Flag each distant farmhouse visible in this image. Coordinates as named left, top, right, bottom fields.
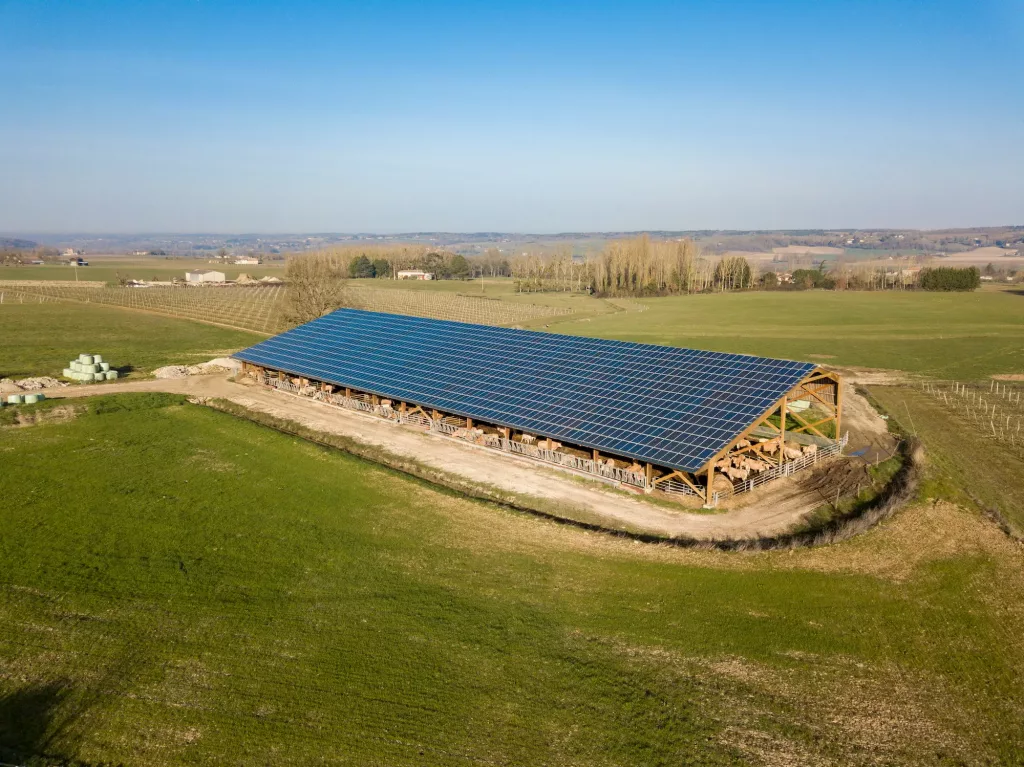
left=234, top=256, right=260, bottom=265
left=397, top=270, right=434, bottom=280
left=186, top=269, right=226, bottom=284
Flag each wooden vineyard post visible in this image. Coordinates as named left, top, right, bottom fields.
left=779, top=396, right=788, bottom=467
left=835, top=377, right=843, bottom=440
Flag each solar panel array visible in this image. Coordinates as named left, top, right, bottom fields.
left=235, top=308, right=817, bottom=473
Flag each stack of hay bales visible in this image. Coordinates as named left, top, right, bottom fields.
left=6, top=393, right=46, bottom=405
left=63, top=353, right=119, bottom=383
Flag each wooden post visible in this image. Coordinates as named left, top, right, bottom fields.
left=345, top=387, right=352, bottom=398
left=400, top=402, right=407, bottom=414
left=592, top=448, right=600, bottom=462
left=466, top=417, right=473, bottom=428
left=834, top=377, right=843, bottom=441
left=645, top=463, right=653, bottom=487
left=432, top=409, right=441, bottom=421
left=705, top=469, right=713, bottom=504
left=779, top=396, right=788, bottom=467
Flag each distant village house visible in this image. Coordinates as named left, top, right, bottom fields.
left=234, top=256, right=261, bottom=265
left=397, top=270, right=434, bottom=280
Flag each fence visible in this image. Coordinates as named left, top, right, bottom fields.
left=258, top=372, right=648, bottom=489
left=729, top=434, right=849, bottom=495
left=257, top=372, right=845, bottom=501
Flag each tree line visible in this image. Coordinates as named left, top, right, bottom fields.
left=282, top=241, right=986, bottom=325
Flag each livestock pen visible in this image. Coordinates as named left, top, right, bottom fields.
left=234, top=309, right=845, bottom=504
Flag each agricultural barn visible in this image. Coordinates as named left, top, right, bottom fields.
left=234, top=309, right=843, bottom=503
left=185, top=269, right=226, bottom=283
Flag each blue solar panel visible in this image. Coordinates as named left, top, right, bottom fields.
left=234, top=309, right=816, bottom=473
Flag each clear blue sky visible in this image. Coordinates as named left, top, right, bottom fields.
left=1, top=0, right=1021, bottom=233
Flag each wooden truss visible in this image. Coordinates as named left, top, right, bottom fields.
left=681, top=368, right=843, bottom=503
left=241, top=361, right=842, bottom=506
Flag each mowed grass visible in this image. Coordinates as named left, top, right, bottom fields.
left=549, top=290, right=1024, bottom=378
left=0, top=302, right=261, bottom=379
left=1, top=395, right=1022, bottom=765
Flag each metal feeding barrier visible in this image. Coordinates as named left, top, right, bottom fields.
left=729, top=435, right=849, bottom=496
left=258, top=373, right=844, bottom=501
left=258, top=372, right=648, bottom=489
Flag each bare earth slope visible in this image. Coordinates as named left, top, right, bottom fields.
left=40, top=375, right=888, bottom=539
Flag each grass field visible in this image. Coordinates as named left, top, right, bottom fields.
left=0, top=302, right=261, bottom=379
left=1, top=394, right=1022, bottom=765
left=548, top=290, right=1024, bottom=379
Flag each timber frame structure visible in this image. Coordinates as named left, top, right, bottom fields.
left=239, top=360, right=843, bottom=506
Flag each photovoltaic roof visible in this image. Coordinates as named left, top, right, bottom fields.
left=234, top=309, right=816, bottom=474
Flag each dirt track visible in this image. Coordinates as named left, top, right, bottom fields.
left=39, top=375, right=886, bottom=539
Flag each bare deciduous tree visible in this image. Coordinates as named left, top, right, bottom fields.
left=284, top=252, right=348, bottom=325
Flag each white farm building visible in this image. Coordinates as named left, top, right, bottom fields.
left=396, top=270, right=434, bottom=280
left=186, top=269, right=226, bottom=283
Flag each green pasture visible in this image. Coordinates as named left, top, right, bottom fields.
left=0, top=394, right=1021, bottom=765
left=0, top=302, right=260, bottom=379
left=547, top=290, right=1024, bottom=379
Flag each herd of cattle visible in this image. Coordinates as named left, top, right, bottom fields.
left=713, top=437, right=818, bottom=481
left=293, top=383, right=820, bottom=485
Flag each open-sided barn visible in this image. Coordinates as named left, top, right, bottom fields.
left=234, top=309, right=843, bottom=503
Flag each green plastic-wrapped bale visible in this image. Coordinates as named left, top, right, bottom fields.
left=93, top=354, right=103, bottom=363
left=7, top=394, right=23, bottom=404
left=23, top=394, right=39, bottom=404
left=63, top=368, right=75, bottom=377
left=105, top=370, right=119, bottom=380
left=99, top=362, right=110, bottom=372
left=79, top=354, right=94, bottom=365
left=93, top=372, right=106, bottom=382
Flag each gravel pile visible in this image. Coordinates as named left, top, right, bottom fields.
left=0, top=376, right=69, bottom=391
left=153, top=358, right=241, bottom=379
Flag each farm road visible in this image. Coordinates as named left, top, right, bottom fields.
left=39, top=375, right=885, bottom=539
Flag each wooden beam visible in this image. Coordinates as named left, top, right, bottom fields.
left=698, top=392, right=788, bottom=474
left=593, top=448, right=600, bottom=462
left=835, top=378, right=843, bottom=439
left=787, top=410, right=833, bottom=438
left=798, top=384, right=835, bottom=409
left=779, top=395, right=788, bottom=467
